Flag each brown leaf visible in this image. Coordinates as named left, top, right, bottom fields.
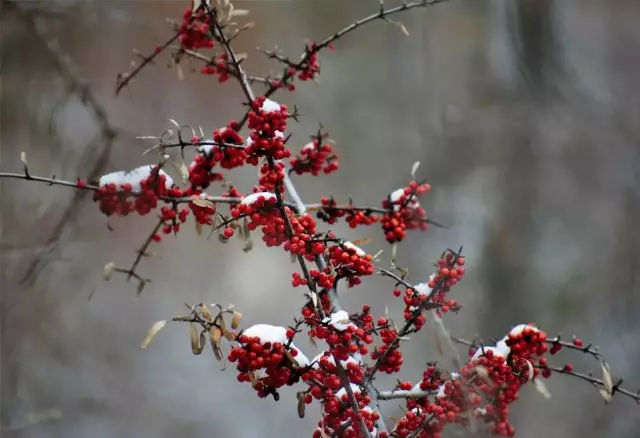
left=141, top=320, right=168, bottom=349
left=231, top=311, right=243, bottom=329
left=195, top=221, right=203, bottom=236
left=297, top=392, right=306, bottom=418
left=209, top=327, right=223, bottom=361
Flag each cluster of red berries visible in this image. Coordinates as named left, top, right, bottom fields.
left=297, top=43, right=323, bottom=81
left=289, top=139, right=339, bottom=176
left=381, top=181, right=431, bottom=243
left=229, top=330, right=306, bottom=399
left=396, top=254, right=465, bottom=327
left=246, top=97, right=291, bottom=160
left=160, top=205, right=190, bottom=234
left=179, top=7, right=214, bottom=50
left=370, top=322, right=404, bottom=375
left=93, top=167, right=176, bottom=216
left=326, top=243, right=374, bottom=288
left=188, top=126, right=245, bottom=189
left=200, top=53, right=231, bottom=82
left=388, top=325, right=579, bottom=438
left=316, top=198, right=378, bottom=228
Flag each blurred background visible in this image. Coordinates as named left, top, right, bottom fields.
left=2, top=0, right=640, bottom=437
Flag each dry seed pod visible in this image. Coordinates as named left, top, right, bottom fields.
left=190, top=323, right=199, bottom=355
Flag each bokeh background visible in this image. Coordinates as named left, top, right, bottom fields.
left=2, top=0, right=640, bottom=437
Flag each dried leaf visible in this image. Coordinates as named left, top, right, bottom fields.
left=523, top=359, right=534, bottom=381
left=391, top=243, right=398, bottom=263
left=197, top=330, right=206, bottom=355
left=210, top=327, right=222, bottom=345
left=599, top=388, right=613, bottom=404
left=601, top=361, right=613, bottom=395
left=137, top=279, right=146, bottom=295
left=534, top=379, right=551, bottom=399
left=195, top=221, right=203, bottom=236
left=201, top=304, right=213, bottom=321
left=411, top=161, right=420, bottom=179
left=192, top=198, right=215, bottom=209
left=180, top=163, right=189, bottom=184
left=190, top=323, right=199, bottom=355
left=400, top=23, right=410, bottom=36
left=141, top=320, right=168, bottom=349
left=20, top=151, right=28, bottom=166
left=176, top=64, right=184, bottom=81
left=103, top=262, right=115, bottom=281
left=309, top=333, right=318, bottom=349
left=231, top=311, right=243, bottom=329
left=297, top=392, right=306, bottom=418
left=219, top=318, right=236, bottom=341
left=352, top=237, right=373, bottom=246
left=242, top=239, right=254, bottom=253
left=230, top=8, right=249, bottom=17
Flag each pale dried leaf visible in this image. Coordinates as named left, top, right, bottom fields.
left=411, top=161, right=420, bottom=179
left=231, top=311, right=243, bottom=329
left=176, top=64, right=184, bottom=81
left=103, top=262, right=115, bottom=281
left=201, top=304, right=213, bottom=321
left=400, top=23, right=410, bottom=36
left=534, top=379, right=552, bottom=399
left=141, top=320, right=168, bottom=349
left=599, top=388, right=613, bottom=404
left=523, top=359, right=534, bottom=381
left=309, top=333, right=318, bottom=349
left=601, top=361, right=613, bottom=395
left=190, top=323, right=199, bottom=355
left=192, top=198, right=215, bottom=209
left=230, top=9, right=250, bottom=17
left=180, top=163, right=189, bottom=184
left=352, top=237, right=373, bottom=246
left=20, top=151, right=28, bottom=166
left=195, top=221, right=203, bottom=236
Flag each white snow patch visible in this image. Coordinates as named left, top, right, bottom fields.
left=240, top=192, right=276, bottom=206
left=260, top=98, right=282, bottom=113
left=323, top=310, right=356, bottom=332
left=343, top=241, right=366, bottom=257
left=242, top=324, right=309, bottom=367
left=389, top=187, right=420, bottom=212
left=99, top=165, right=174, bottom=192
left=471, top=345, right=506, bottom=362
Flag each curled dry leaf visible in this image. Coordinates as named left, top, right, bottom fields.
left=103, top=262, right=115, bottom=281
left=209, top=327, right=223, bottom=361
left=231, top=311, right=243, bottom=329
left=141, top=320, right=168, bottom=349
